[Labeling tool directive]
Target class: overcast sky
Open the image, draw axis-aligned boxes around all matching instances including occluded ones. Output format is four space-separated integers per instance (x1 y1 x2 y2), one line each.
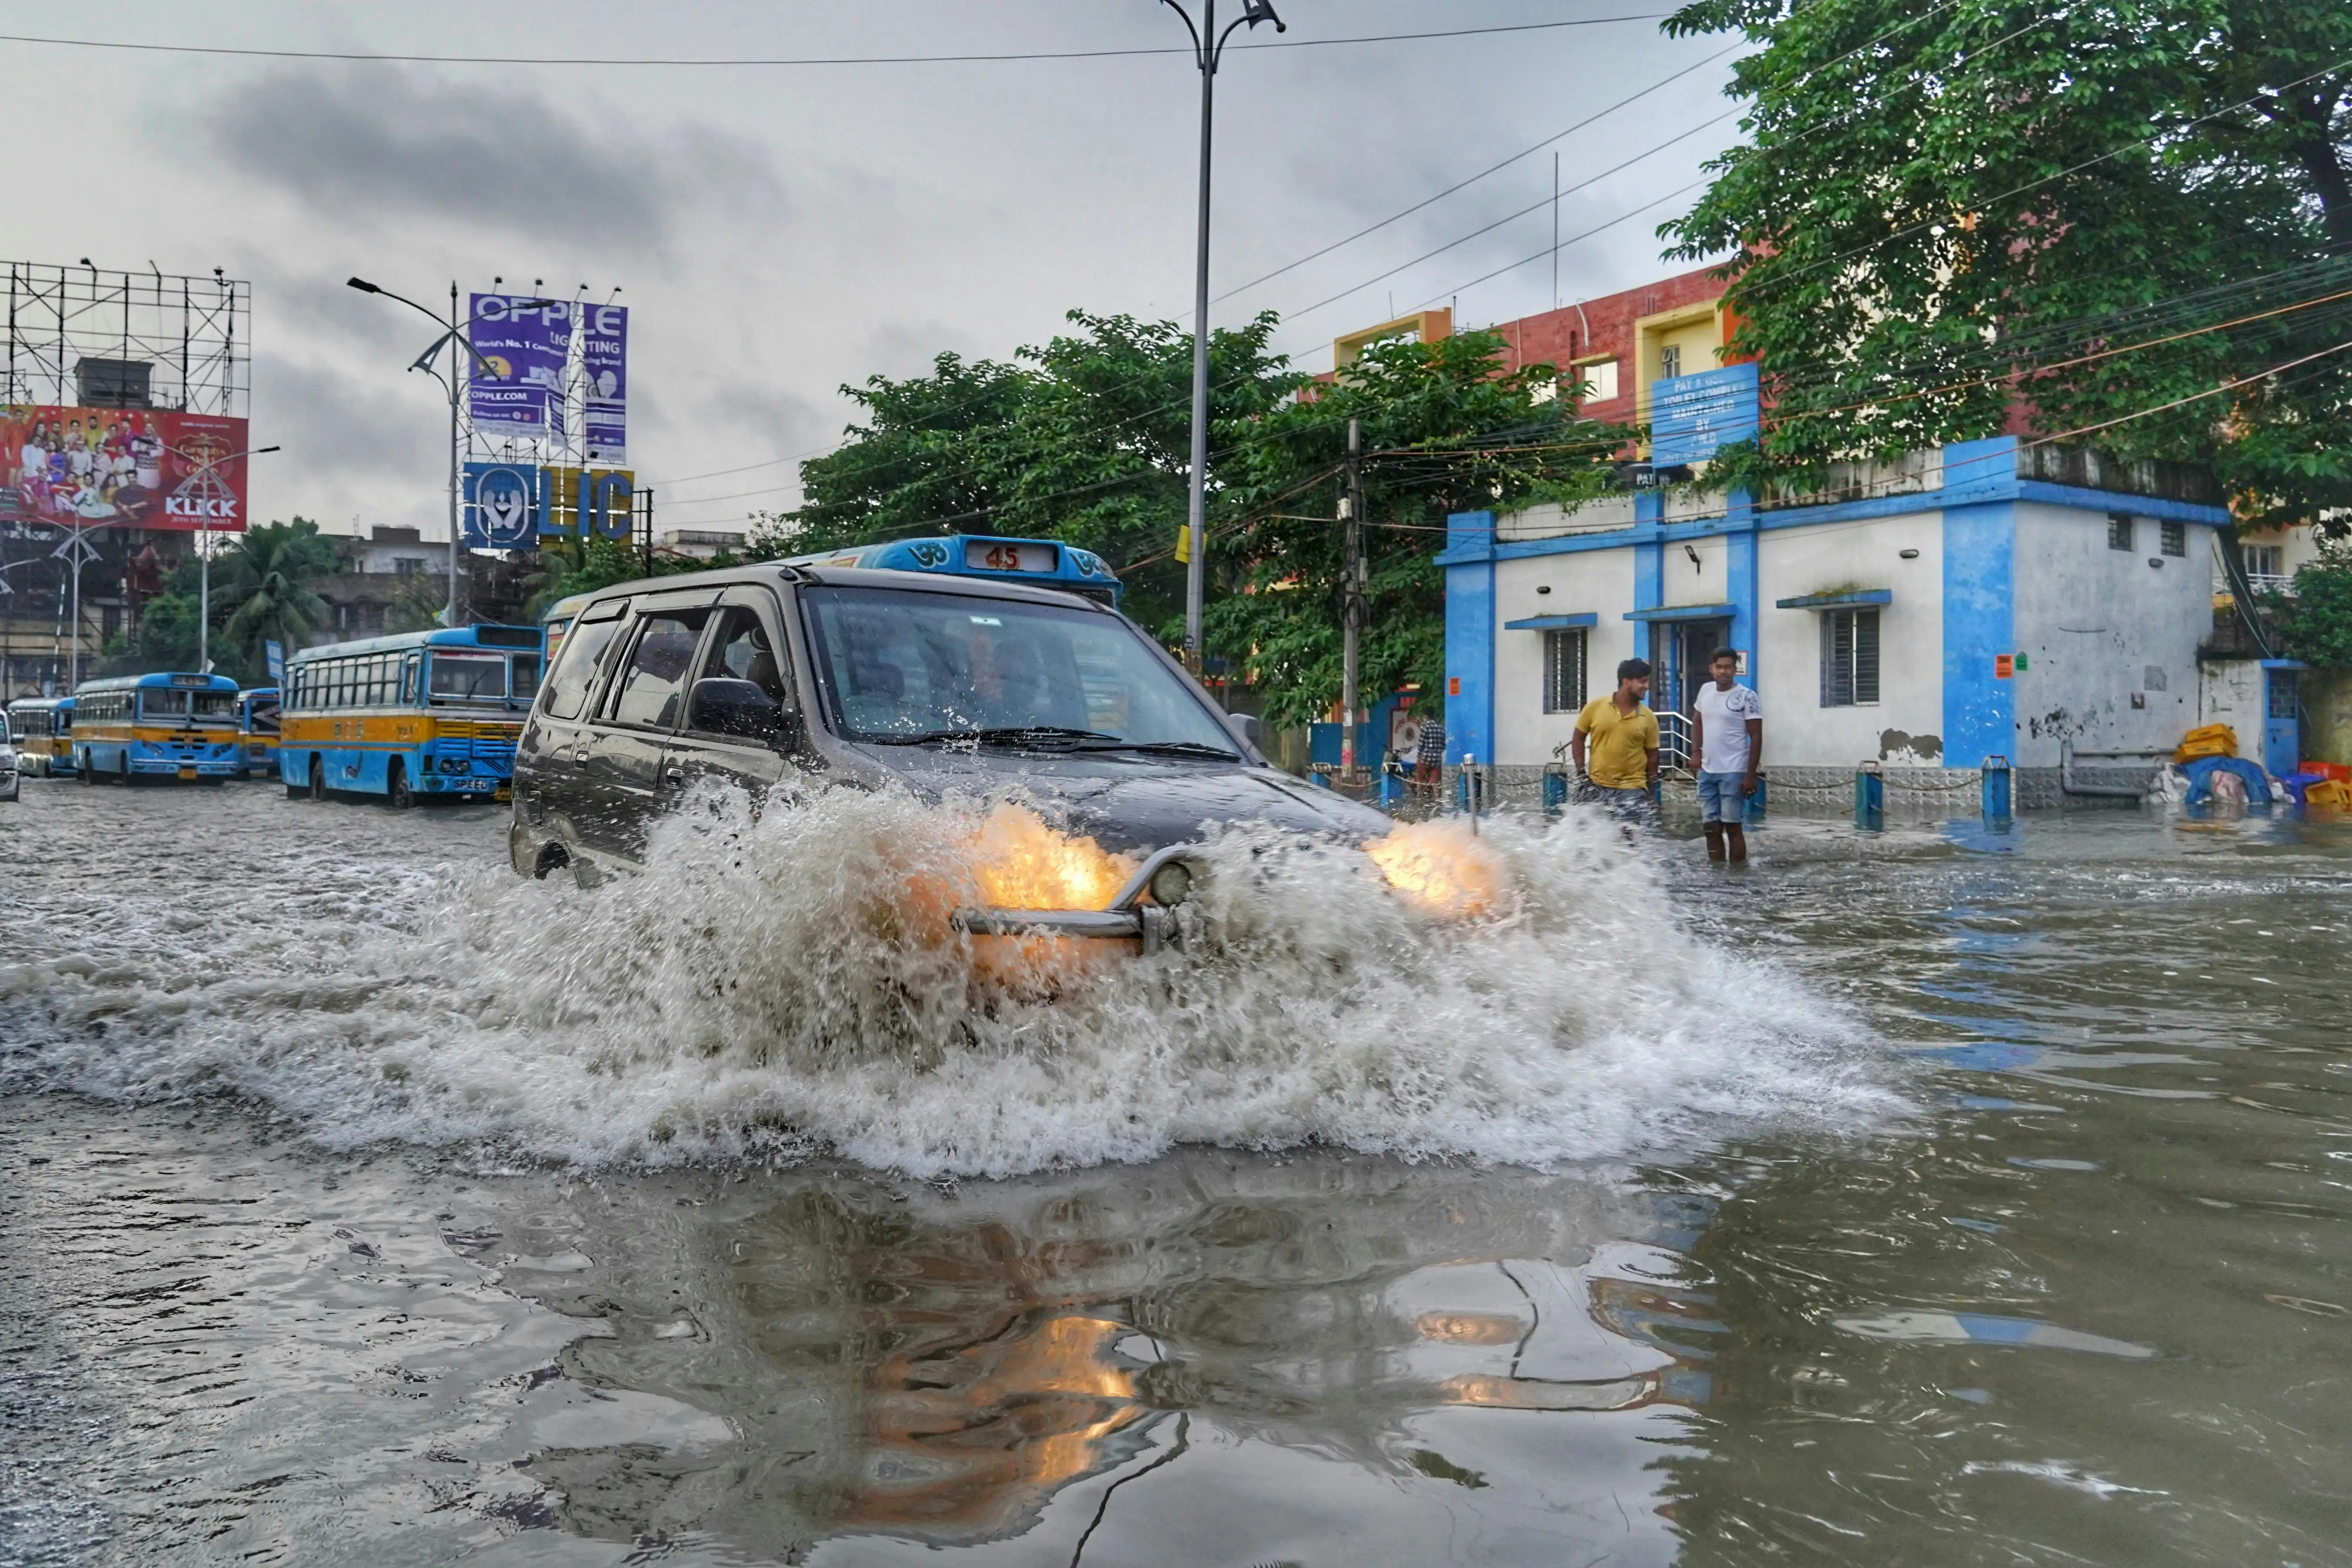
0 0 1745 542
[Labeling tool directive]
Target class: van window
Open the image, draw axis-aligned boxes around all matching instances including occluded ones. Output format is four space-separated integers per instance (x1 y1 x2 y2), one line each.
607 611 710 729
541 615 624 721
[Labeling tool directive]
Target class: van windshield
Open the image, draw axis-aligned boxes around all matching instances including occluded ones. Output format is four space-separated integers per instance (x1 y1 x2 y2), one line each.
801 585 1236 754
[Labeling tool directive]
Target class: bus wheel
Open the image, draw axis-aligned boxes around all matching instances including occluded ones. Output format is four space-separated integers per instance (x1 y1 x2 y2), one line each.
387 759 414 810
309 757 328 802
121 759 141 787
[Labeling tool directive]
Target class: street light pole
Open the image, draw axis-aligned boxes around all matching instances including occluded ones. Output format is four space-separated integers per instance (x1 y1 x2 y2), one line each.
1160 0 1283 676
346 277 499 630
170 441 280 674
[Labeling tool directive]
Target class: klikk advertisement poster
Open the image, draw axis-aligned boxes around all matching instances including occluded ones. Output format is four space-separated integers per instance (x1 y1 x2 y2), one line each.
0 406 250 532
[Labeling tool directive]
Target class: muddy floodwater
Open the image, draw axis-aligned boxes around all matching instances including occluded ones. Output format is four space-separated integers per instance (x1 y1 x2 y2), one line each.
3 779 2349 1567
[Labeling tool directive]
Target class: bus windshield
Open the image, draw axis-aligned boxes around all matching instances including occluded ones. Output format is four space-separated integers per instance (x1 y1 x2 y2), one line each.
143 689 236 723
428 651 508 703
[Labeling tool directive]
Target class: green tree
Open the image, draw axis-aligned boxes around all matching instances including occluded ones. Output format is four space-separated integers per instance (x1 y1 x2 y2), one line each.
128 590 203 674
212 518 336 678
1660 0 2352 525
2285 538 2352 666
1209 330 1622 728
750 311 1294 635
522 534 733 620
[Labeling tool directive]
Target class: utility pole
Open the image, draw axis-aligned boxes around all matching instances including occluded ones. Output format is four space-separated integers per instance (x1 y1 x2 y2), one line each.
1340 416 1365 781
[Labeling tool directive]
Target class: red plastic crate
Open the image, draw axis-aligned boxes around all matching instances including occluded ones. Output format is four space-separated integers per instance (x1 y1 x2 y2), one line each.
2300 761 2351 784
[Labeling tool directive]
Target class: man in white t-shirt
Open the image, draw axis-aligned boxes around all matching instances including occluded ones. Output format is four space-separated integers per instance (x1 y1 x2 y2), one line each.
1690 648 1762 863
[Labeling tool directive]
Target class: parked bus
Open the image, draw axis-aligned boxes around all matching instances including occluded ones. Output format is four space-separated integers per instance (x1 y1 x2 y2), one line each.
237 687 280 779
70 672 243 784
5 696 74 777
776 534 1123 607
280 625 544 806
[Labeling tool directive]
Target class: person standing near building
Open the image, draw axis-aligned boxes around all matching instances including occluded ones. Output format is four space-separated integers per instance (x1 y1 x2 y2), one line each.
1571 658 1660 817
1414 711 1448 789
1690 648 1763 863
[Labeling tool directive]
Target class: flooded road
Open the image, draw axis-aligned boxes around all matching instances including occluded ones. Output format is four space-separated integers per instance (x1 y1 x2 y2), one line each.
3 779 2349 1565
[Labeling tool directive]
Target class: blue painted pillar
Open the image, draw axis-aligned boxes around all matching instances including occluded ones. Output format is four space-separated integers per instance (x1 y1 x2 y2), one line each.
1725 488 1759 683
1631 489 1665 665
1440 510 1497 765
1941 497 2017 768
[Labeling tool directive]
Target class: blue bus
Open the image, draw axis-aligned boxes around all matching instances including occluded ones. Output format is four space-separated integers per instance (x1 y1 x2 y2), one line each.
237 687 280 779
5 696 74 777
70 672 243 783
280 625 544 807
777 534 1122 606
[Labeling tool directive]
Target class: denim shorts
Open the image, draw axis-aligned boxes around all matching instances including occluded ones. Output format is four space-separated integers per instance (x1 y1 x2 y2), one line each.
1696 771 1749 824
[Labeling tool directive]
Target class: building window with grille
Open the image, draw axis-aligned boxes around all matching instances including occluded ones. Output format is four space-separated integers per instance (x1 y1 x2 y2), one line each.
2107 513 2135 551
2160 521 2186 557
1820 608 1880 707
1542 628 1588 713
1659 344 1683 380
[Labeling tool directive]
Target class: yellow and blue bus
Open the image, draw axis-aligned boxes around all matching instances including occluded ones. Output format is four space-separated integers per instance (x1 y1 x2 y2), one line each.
237 687 280 779
777 534 1123 607
5 696 74 777
70 672 243 784
280 625 544 806
541 591 595 670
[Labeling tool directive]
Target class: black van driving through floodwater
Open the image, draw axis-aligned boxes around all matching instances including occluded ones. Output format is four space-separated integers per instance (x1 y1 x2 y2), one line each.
508 561 1392 946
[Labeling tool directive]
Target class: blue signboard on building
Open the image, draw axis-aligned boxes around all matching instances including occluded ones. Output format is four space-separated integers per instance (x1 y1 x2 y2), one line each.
1650 362 1759 466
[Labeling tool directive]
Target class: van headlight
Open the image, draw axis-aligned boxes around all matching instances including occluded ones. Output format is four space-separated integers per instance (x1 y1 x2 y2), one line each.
1149 860 1194 906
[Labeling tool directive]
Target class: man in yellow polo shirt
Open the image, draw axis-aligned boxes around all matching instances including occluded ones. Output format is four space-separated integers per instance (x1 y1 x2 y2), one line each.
1571 657 1660 817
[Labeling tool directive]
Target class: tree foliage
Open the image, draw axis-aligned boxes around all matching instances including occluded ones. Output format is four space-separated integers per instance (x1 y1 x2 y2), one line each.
2285 537 2352 666
1662 0 2352 525
752 312 1623 726
1210 331 1622 727
211 518 337 677
752 311 1292 636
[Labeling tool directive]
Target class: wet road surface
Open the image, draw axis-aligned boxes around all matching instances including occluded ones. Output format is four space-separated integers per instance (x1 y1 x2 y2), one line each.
3 778 2349 1565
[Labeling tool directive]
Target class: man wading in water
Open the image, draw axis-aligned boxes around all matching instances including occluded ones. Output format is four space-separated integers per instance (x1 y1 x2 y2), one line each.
1690 647 1763 863
1571 658 1660 820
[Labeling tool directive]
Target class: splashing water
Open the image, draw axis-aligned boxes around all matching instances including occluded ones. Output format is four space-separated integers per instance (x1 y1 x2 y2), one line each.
0 783 1901 1177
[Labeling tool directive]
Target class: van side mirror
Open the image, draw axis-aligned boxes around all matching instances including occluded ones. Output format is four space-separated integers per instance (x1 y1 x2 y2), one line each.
689 677 784 741
1225 710 1265 755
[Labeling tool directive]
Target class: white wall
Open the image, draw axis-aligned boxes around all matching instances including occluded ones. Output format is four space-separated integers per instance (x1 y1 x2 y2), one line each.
1755 510 1944 767
1493 545 1636 766
2011 505 2213 766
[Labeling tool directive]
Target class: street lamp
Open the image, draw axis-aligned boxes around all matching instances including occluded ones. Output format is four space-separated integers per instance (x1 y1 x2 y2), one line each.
1159 0 1283 675
346 277 499 629
173 440 281 674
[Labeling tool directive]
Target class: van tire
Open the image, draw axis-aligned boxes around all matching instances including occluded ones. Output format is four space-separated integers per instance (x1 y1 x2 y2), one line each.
386 759 414 810
308 757 328 802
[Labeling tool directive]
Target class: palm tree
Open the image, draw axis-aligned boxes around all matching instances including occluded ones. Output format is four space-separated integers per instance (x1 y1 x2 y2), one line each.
215 518 336 680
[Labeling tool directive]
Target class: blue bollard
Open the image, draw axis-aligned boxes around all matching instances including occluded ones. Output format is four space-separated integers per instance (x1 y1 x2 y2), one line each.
1855 762 1886 831
1541 769 1568 817
1981 754 2013 824
1744 772 1767 828
1379 766 1406 813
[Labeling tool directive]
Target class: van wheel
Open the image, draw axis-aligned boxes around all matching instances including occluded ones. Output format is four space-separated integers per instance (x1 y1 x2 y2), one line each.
308 757 328 802
532 843 571 880
387 759 414 810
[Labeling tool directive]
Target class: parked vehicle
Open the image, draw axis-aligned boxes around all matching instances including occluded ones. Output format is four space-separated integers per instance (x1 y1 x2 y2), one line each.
507 561 1386 948
237 687 280 780
4 696 73 777
0 710 18 801
280 625 544 806
71 672 243 783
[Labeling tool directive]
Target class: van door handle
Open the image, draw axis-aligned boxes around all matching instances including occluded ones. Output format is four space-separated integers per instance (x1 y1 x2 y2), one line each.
663 766 686 786
572 750 590 766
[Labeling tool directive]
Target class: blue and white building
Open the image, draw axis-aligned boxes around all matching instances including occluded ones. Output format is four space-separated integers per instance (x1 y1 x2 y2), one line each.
1439 433 2266 805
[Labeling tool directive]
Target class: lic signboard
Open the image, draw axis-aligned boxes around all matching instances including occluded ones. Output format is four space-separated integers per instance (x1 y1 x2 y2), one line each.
1650 362 1759 467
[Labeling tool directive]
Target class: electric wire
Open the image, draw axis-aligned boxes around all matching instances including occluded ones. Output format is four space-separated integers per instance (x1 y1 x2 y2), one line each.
0 15 1671 70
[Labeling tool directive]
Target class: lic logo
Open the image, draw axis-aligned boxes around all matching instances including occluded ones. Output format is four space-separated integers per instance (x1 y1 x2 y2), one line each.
473 465 536 548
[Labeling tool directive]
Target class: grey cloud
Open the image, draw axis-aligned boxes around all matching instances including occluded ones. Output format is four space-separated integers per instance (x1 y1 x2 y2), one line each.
188 68 784 259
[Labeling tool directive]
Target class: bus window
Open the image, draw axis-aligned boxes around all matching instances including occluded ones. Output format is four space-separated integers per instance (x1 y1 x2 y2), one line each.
144 689 189 719
402 652 421 704
512 653 543 703
429 650 508 703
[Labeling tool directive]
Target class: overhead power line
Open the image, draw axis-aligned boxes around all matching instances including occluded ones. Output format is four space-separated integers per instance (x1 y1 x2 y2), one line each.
0 15 1670 69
